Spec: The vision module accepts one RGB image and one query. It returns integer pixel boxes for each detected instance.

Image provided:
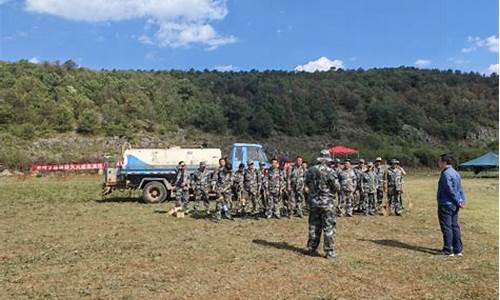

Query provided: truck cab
[229,143,270,171]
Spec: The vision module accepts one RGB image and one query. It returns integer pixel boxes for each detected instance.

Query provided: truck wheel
[143,181,167,203]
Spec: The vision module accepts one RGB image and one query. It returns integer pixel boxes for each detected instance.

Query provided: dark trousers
[438,204,463,254]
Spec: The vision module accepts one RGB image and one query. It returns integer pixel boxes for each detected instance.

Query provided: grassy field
[0,173,498,299]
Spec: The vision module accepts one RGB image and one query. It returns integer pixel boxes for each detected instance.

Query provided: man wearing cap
[266,158,284,219]
[290,156,307,217]
[361,162,377,215]
[244,160,260,217]
[338,159,357,217]
[305,149,340,260]
[386,159,404,216]
[191,161,211,215]
[374,157,386,214]
[175,161,191,211]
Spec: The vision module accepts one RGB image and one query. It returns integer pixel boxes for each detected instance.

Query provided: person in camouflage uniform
[353,159,367,212]
[361,162,377,216]
[266,158,284,219]
[258,162,269,217]
[386,159,404,216]
[244,160,260,216]
[338,159,357,217]
[332,159,343,215]
[305,149,340,260]
[374,157,386,214]
[175,161,191,210]
[191,161,211,215]
[282,163,294,218]
[232,163,246,215]
[290,156,307,217]
[212,159,233,220]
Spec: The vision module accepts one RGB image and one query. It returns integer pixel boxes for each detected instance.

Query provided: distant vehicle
[229,143,270,171]
[102,143,269,203]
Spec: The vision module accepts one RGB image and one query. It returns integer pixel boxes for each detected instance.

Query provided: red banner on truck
[31,162,106,173]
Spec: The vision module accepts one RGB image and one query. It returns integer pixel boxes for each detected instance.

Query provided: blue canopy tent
[460,152,499,174]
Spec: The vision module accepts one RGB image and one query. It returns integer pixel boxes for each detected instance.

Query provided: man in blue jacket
[436,154,465,257]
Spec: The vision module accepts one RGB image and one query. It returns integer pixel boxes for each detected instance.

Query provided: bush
[77,109,102,134]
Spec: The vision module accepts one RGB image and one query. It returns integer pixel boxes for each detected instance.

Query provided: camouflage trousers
[233,188,243,213]
[259,188,269,214]
[354,189,365,212]
[376,189,384,213]
[291,186,305,216]
[363,192,376,215]
[339,190,354,216]
[388,189,403,215]
[215,189,232,219]
[282,190,293,216]
[193,188,210,212]
[266,192,281,218]
[307,206,336,256]
[175,188,189,209]
[244,190,259,213]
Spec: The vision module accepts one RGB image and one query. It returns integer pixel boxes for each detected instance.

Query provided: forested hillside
[0,60,498,168]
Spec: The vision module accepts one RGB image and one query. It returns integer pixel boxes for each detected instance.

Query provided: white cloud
[138,34,154,45]
[414,59,431,67]
[461,46,475,53]
[213,64,238,72]
[447,57,469,65]
[485,64,499,75]
[295,56,344,72]
[25,0,237,49]
[465,35,499,53]
[28,57,39,64]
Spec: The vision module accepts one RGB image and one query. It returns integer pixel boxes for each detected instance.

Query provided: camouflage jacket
[213,167,232,192]
[361,171,377,194]
[290,165,307,190]
[374,165,386,190]
[338,168,357,192]
[244,168,259,194]
[387,168,404,191]
[233,171,245,192]
[354,166,366,189]
[305,163,340,208]
[192,168,210,191]
[267,168,284,194]
[259,169,268,192]
[175,170,190,190]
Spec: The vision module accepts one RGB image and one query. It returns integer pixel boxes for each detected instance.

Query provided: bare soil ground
[0,174,498,299]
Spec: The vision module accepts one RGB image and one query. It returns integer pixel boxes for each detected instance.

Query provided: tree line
[0,60,498,168]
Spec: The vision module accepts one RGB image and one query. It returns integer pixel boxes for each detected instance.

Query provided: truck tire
[143,181,167,204]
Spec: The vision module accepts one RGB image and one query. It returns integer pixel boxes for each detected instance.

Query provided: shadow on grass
[252,239,308,255]
[95,197,139,203]
[358,239,439,254]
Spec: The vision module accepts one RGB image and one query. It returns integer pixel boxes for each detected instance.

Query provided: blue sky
[0,0,498,73]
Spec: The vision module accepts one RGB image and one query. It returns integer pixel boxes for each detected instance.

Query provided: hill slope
[0,60,498,168]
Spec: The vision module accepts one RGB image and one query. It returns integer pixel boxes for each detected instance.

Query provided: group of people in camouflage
[174,156,308,221]
[174,153,406,221]
[174,150,407,260]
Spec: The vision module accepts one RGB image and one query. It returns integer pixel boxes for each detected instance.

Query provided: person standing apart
[436,154,465,257]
